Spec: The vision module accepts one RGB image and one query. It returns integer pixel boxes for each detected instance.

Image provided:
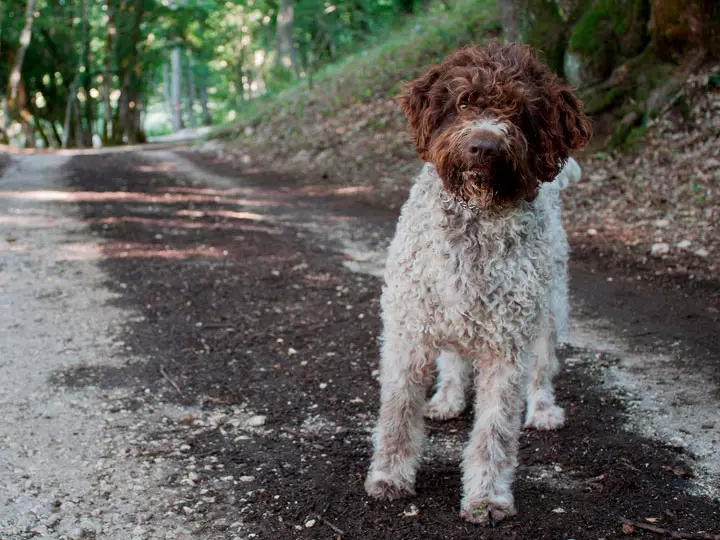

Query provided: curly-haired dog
[365,42,590,524]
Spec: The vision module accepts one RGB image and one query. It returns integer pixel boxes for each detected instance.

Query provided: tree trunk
[73,99,83,148]
[276,0,300,78]
[184,50,196,129]
[49,119,62,147]
[82,0,93,147]
[102,0,115,145]
[112,0,145,144]
[7,0,35,106]
[162,63,173,118]
[62,74,82,148]
[62,0,87,148]
[27,95,50,147]
[170,46,184,131]
[650,0,720,59]
[198,80,212,126]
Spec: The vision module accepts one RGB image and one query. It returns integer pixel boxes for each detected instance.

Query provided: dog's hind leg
[524,321,565,430]
[425,349,472,420]
[365,333,435,500]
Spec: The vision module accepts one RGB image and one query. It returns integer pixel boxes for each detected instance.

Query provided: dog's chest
[383,172,554,348]
[431,202,551,318]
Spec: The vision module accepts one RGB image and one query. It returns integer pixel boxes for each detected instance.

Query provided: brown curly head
[398,42,591,206]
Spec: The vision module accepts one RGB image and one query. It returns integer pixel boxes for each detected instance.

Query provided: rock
[654,219,670,228]
[69,527,85,540]
[44,515,61,529]
[314,149,334,163]
[291,150,312,164]
[676,240,692,249]
[246,415,266,427]
[304,519,316,528]
[650,243,670,257]
[694,248,709,257]
[402,504,420,517]
[705,157,720,169]
[586,228,598,236]
[239,475,255,483]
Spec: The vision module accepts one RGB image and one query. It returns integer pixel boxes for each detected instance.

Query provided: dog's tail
[554,157,582,190]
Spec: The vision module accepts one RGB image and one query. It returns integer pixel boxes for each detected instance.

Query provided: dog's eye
[458,99,468,111]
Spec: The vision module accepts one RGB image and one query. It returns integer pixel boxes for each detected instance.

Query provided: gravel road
[0,148,718,540]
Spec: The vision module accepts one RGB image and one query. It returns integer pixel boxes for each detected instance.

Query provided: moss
[607,113,647,150]
[517,0,568,74]
[567,0,650,84]
[581,86,627,115]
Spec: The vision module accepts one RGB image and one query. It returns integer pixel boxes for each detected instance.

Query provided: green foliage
[706,71,720,89]
[1,0,444,147]
[227,0,500,131]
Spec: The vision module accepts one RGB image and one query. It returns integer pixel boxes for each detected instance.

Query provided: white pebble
[650,242,670,257]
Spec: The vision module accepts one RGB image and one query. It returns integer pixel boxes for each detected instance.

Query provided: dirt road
[0,148,718,539]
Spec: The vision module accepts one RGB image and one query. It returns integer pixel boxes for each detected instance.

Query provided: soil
[42,149,719,539]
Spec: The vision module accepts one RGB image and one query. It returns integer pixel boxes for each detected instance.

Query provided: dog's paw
[460,496,517,525]
[365,470,415,501]
[525,404,565,431]
[424,392,466,421]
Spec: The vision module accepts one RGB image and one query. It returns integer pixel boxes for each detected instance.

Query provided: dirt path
[0,149,718,539]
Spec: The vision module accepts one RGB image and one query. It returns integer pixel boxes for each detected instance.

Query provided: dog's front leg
[365,333,435,500]
[460,354,524,524]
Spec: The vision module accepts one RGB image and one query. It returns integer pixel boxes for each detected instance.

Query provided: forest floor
[0,145,718,540]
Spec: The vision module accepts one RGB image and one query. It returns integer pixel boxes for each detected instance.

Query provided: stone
[650,243,670,257]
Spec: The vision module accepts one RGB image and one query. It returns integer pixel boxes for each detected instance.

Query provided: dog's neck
[422,163,532,218]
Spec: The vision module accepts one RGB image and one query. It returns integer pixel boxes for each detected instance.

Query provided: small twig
[620,517,720,540]
[318,515,345,537]
[159,365,184,396]
[199,321,235,329]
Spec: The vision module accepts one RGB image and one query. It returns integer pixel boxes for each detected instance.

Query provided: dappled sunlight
[133,162,176,174]
[166,186,253,196]
[0,188,291,209]
[103,242,225,260]
[294,185,375,197]
[0,242,29,253]
[56,242,104,261]
[175,209,266,221]
[92,215,281,234]
[0,215,75,228]
[165,186,289,207]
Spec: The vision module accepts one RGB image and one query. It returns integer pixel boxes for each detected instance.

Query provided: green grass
[217,0,500,137]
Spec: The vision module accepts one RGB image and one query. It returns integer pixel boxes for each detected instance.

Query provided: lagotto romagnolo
[365,42,591,524]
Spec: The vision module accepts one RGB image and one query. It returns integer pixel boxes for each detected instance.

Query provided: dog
[364,42,590,524]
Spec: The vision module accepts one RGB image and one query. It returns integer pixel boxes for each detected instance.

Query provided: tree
[276,0,300,79]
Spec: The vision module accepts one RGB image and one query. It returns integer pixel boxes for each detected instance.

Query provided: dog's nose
[468,138,499,155]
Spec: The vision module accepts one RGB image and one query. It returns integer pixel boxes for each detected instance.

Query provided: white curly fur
[365,158,579,523]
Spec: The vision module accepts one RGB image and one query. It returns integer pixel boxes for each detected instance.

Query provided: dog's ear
[534,83,591,184]
[556,86,591,154]
[397,65,444,159]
